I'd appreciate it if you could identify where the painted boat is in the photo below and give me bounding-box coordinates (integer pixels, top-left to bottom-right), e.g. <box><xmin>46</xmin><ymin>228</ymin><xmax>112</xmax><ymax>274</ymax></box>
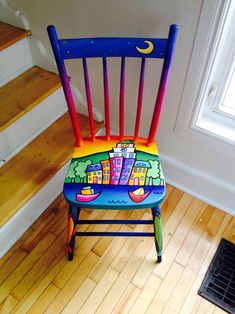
<box><xmin>128</xmin><ymin>187</ymin><xmax>151</xmax><ymax>203</ymax></box>
<box><xmin>76</xmin><ymin>192</ymin><xmax>101</xmax><ymax>202</ymax></box>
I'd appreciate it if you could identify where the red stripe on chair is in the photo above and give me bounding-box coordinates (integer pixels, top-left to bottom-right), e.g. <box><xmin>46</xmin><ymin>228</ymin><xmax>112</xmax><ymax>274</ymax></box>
<box><xmin>82</xmin><ymin>58</ymin><xmax>95</xmax><ymax>141</ymax></box>
<box><xmin>103</xmin><ymin>57</ymin><xmax>111</xmax><ymax>140</ymax></box>
<box><xmin>134</xmin><ymin>58</ymin><xmax>146</xmax><ymax>139</ymax></box>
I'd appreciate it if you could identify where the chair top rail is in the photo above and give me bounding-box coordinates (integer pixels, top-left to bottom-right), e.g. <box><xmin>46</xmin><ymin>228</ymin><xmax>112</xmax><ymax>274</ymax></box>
<box><xmin>58</xmin><ymin>36</ymin><xmax>168</xmax><ymax>59</ymax></box>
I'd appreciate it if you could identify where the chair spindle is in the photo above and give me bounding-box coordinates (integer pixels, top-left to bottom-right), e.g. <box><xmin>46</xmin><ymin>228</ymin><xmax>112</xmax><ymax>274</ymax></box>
<box><xmin>134</xmin><ymin>58</ymin><xmax>146</xmax><ymax>139</ymax></box>
<box><xmin>103</xmin><ymin>57</ymin><xmax>111</xmax><ymax>140</ymax></box>
<box><xmin>147</xmin><ymin>24</ymin><xmax>178</xmax><ymax>144</ymax></box>
<box><xmin>47</xmin><ymin>25</ymin><xmax>83</xmax><ymax>147</ymax></box>
<box><xmin>82</xmin><ymin>58</ymin><xmax>95</xmax><ymax>141</ymax></box>
<box><xmin>119</xmin><ymin>57</ymin><xmax>125</xmax><ymax>139</ymax></box>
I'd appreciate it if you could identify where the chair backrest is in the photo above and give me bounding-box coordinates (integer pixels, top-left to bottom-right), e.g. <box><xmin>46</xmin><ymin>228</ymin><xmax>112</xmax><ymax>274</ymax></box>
<box><xmin>47</xmin><ymin>25</ymin><xmax>178</xmax><ymax>147</ymax></box>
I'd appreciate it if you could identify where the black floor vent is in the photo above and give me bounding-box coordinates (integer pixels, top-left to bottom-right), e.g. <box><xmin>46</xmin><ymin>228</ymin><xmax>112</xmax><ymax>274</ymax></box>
<box><xmin>198</xmin><ymin>238</ymin><xmax>235</xmax><ymax>314</ymax></box>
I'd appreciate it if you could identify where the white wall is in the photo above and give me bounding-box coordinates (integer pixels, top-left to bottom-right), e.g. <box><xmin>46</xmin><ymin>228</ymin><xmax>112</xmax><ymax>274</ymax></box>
<box><xmin>6</xmin><ymin>0</ymin><xmax>235</xmax><ymax>214</ymax></box>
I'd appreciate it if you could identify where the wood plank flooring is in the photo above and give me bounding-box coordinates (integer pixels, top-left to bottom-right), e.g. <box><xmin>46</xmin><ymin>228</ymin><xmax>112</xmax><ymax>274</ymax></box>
<box><xmin>0</xmin><ymin>185</ymin><xmax>234</xmax><ymax>313</ymax></box>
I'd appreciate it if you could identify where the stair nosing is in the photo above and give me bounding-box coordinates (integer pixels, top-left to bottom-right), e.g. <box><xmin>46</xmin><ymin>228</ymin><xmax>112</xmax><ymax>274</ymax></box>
<box><xmin>0</xmin><ymin>22</ymin><xmax>31</xmax><ymax>52</ymax></box>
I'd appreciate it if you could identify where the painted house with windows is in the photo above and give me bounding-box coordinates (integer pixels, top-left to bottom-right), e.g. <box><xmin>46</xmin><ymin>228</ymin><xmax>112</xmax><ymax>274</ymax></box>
<box><xmin>109</xmin><ymin>156</ymin><xmax>123</xmax><ymax>185</ymax></box>
<box><xmin>109</xmin><ymin>140</ymin><xmax>136</xmax><ymax>185</ymax></box>
<box><xmin>85</xmin><ymin>140</ymin><xmax>152</xmax><ymax>185</ymax></box>
<box><xmin>101</xmin><ymin>160</ymin><xmax>110</xmax><ymax>184</ymax></box>
<box><xmin>128</xmin><ymin>161</ymin><xmax>151</xmax><ymax>186</ymax></box>
<box><xmin>86</xmin><ymin>163</ymin><xmax>102</xmax><ymax>184</ymax></box>
<box><xmin>119</xmin><ymin>158</ymin><xmax>135</xmax><ymax>185</ymax></box>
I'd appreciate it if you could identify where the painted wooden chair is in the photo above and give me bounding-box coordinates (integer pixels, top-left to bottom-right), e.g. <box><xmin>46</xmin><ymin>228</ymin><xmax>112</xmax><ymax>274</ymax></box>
<box><xmin>47</xmin><ymin>24</ymin><xmax>178</xmax><ymax>262</ymax></box>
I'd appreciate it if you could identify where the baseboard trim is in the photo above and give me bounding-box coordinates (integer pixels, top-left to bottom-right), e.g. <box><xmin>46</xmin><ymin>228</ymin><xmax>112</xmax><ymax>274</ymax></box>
<box><xmin>161</xmin><ymin>154</ymin><xmax>235</xmax><ymax>216</ymax></box>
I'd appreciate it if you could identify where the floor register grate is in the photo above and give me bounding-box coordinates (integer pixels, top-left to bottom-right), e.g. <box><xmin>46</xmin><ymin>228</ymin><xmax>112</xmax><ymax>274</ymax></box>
<box><xmin>198</xmin><ymin>238</ymin><xmax>235</xmax><ymax>314</ymax></box>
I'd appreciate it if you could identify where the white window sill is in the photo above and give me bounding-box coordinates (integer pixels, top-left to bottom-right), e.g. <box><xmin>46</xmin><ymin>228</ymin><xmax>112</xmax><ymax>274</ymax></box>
<box><xmin>195</xmin><ymin>115</ymin><xmax>235</xmax><ymax>145</ymax></box>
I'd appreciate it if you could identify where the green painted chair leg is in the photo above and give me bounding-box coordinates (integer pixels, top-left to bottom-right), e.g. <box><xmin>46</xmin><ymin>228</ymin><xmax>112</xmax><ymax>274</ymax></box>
<box><xmin>67</xmin><ymin>206</ymin><xmax>80</xmax><ymax>261</ymax></box>
<box><xmin>157</xmin><ymin>252</ymin><xmax>162</xmax><ymax>263</ymax></box>
<box><xmin>151</xmin><ymin>206</ymin><xmax>163</xmax><ymax>263</ymax></box>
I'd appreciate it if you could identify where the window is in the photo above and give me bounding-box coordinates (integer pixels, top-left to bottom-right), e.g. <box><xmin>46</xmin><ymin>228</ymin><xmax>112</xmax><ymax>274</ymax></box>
<box><xmin>220</xmin><ymin>70</ymin><xmax>235</xmax><ymax>116</ymax></box>
<box><xmin>195</xmin><ymin>0</ymin><xmax>235</xmax><ymax>143</ymax></box>
<box><xmin>117</xmin><ymin>159</ymin><xmax>121</xmax><ymax>165</ymax></box>
<box><xmin>112</xmin><ymin>160</ymin><xmax>116</xmax><ymax>165</ymax></box>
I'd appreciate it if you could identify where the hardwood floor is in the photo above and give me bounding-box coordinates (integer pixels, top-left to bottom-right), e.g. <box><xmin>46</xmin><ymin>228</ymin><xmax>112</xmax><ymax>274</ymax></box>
<box><xmin>0</xmin><ymin>185</ymin><xmax>234</xmax><ymax>313</ymax></box>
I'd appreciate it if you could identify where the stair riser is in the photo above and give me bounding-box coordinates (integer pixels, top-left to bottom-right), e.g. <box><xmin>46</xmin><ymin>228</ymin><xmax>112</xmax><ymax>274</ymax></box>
<box><xmin>0</xmin><ymin>161</ymin><xmax>69</xmax><ymax>258</ymax></box>
<box><xmin>0</xmin><ymin>37</ymin><xmax>33</xmax><ymax>87</ymax></box>
<box><xmin>0</xmin><ymin>88</ymin><xmax>67</xmax><ymax>166</ymax></box>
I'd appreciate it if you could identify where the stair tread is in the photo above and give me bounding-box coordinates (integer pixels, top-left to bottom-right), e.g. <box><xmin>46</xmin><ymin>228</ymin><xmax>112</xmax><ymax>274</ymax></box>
<box><xmin>0</xmin><ymin>66</ymin><xmax>61</xmax><ymax>131</ymax></box>
<box><xmin>0</xmin><ymin>21</ymin><xmax>30</xmax><ymax>51</ymax></box>
<box><xmin>0</xmin><ymin>112</ymin><xmax>103</xmax><ymax>227</ymax></box>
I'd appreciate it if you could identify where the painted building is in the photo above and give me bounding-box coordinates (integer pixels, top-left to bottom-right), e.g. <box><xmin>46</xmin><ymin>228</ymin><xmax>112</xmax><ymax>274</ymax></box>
<box><xmin>101</xmin><ymin>160</ymin><xmax>110</xmax><ymax>184</ymax></box>
<box><xmin>109</xmin><ymin>156</ymin><xmax>123</xmax><ymax>185</ymax></box>
<box><xmin>119</xmin><ymin>158</ymin><xmax>135</xmax><ymax>185</ymax></box>
<box><xmin>116</xmin><ymin>140</ymin><xmax>134</xmax><ymax>149</ymax></box>
<box><xmin>86</xmin><ymin>163</ymin><xmax>102</xmax><ymax>184</ymax></box>
<box><xmin>85</xmin><ymin>140</ymin><xmax>152</xmax><ymax>186</ymax></box>
<box><xmin>118</xmin><ymin>140</ymin><xmax>136</xmax><ymax>185</ymax></box>
<box><xmin>129</xmin><ymin>161</ymin><xmax>151</xmax><ymax>186</ymax></box>
<box><xmin>109</xmin><ymin>140</ymin><xmax>136</xmax><ymax>185</ymax></box>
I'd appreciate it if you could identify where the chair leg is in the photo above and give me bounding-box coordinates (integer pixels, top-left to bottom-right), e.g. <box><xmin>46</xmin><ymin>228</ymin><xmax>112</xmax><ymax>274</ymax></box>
<box><xmin>67</xmin><ymin>205</ymin><xmax>80</xmax><ymax>261</ymax></box>
<box><xmin>151</xmin><ymin>206</ymin><xmax>162</xmax><ymax>263</ymax></box>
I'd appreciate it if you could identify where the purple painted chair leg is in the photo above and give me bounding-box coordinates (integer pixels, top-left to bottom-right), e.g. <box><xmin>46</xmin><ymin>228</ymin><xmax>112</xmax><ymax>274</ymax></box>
<box><xmin>67</xmin><ymin>206</ymin><xmax>80</xmax><ymax>261</ymax></box>
<box><xmin>151</xmin><ymin>206</ymin><xmax>163</xmax><ymax>263</ymax></box>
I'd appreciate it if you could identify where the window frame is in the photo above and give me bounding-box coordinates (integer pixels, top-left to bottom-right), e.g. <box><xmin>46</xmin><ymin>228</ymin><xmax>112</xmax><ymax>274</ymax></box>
<box><xmin>175</xmin><ymin>0</ymin><xmax>235</xmax><ymax>156</ymax></box>
<box><xmin>194</xmin><ymin>0</ymin><xmax>235</xmax><ymax>142</ymax></box>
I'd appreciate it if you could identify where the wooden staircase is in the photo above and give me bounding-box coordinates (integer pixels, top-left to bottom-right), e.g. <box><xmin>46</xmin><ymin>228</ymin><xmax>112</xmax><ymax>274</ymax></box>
<box><xmin>0</xmin><ymin>21</ymin><xmax>30</xmax><ymax>51</ymax></box>
<box><xmin>0</xmin><ymin>22</ymin><xmax>103</xmax><ymax>257</ymax></box>
<box><xmin>0</xmin><ymin>66</ymin><xmax>61</xmax><ymax>131</ymax></box>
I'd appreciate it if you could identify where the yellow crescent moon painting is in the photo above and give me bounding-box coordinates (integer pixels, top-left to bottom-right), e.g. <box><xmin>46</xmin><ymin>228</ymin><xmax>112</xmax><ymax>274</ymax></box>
<box><xmin>136</xmin><ymin>40</ymin><xmax>154</xmax><ymax>54</ymax></box>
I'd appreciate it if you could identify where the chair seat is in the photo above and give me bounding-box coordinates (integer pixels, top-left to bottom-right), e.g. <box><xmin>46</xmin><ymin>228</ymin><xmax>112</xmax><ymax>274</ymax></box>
<box><xmin>63</xmin><ymin>136</ymin><xmax>166</xmax><ymax>209</ymax></box>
